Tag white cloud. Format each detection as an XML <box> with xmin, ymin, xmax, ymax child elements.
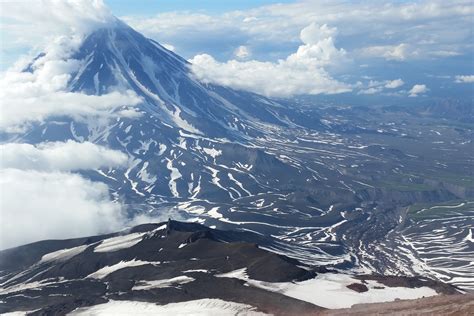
<box><xmin>0</xmin><ymin>141</ymin><xmax>127</xmax><ymax>171</ymax></box>
<box><xmin>234</xmin><ymin>45</ymin><xmax>251</xmax><ymax>59</ymax></box>
<box><xmin>408</xmin><ymin>84</ymin><xmax>428</xmax><ymax>97</ymax></box>
<box><xmin>1</xmin><ymin>0</ymin><xmax>472</xmax><ymax>98</ymax></box>
<box><xmin>455</xmin><ymin>75</ymin><xmax>474</xmax><ymax>83</ymax></box>
<box><xmin>162</xmin><ymin>43</ymin><xmax>176</xmax><ymax>52</ymax></box>
<box><xmin>0</xmin><ymin>34</ymin><xmax>142</xmax><ymax>133</ymax></box>
<box><xmin>120</xmin><ymin>0</ymin><xmax>473</xmax><ymax>67</ymax></box>
<box><xmin>0</xmin><ymin>139</ymin><xmax>181</xmax><ymax>249</ymax></box>
<box><xmin>0</xmin><ymin>88</ymin><xmax>142</xmax><ymax>133</ymax></box>
<box><xmin>0</xmin><ymin>0</ymin><xmax>113</xmax><ymax>53</ymax></box>
<box><xmin>0</xmin><ymin>139</ymin><xmax>178</xmax><ymax>249</ymax></box>
<box><xmin>0</xmin><ymin>168</ymin><xmax>127</xmax><ymax>249</ymax></box>
<box><xmin>299</xmin><ymin>23</ymin><xmax>337</xmax><ymax>45</ymax></box>
<box><xmin>0</xmin><ymin>140</ymin><xmax>132</xmax><ymax>249</ymax></box>
<box><xmin>358</xmin><ymin>87</ymin><xmax>382</xmax><ymax>95</ymax></box>
<box><xmin>360</xmin><ymin>43</ymin><xmax>413</xmax><ymax>61</ymax></box>
<box><xmin>357</xmin><ymin>78</ymin><xmax>404</xmax><ymax>95</ymax></box>
<box><xmin>431</xmin><ymin>50</ymin><xmax>461</xmax><ymax>57</ymax></box>
<box><xmin>190</xmin><ymin>23</ymin><xmax>350</xmax><ymax>97</ymax></box>
<box><xmin>385</xmin><ymin>79</ymin><xmax>404</xmax><ymax>89</ymax></box>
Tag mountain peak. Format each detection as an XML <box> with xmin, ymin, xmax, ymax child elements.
<box><xmin>62</xmin><ymin>18</ymin><xmax>306</xmax><ymax>139</ymax></box>
<box><xmin>69</xmin><ymin>19</ymin><xmax>187</xmax><ymax>96</ymax></box>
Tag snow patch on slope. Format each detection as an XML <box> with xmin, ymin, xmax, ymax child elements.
<box><xmin>132</xmin><ymin>276</ymin><xmax>195</xmax><ymax>290</ymax></box>
<box><xmin>40</xmin><ymin>245</ymin><xmax>88</xmax><ymax>263</ymax></box>
<box><xmin>94</xmin><ymin>232</ymin><xmax>146</xmax><ymax>253</ymax></box>
<box><xmin>249</xmin><ymin>273</ymin><xmax>438</xmax><ymax>309</ymax></box>
<box><xmin>216</xmin><ymin>271</ymin><xmax>438</xmax><ymax>309</ymax></box>
<box><xmin>87</xmin><ymin>259</ymin><xmax>157</xmax><ymax>279</ymax></box>
<box><xmin>69</xmin><ymin>299</ymin><xmax>267</xmax><ymax>315</ymax></box>
<box><xmin>166</xmin><ymin>158</ymin><xmax>182</xmax><ymax>197</ymax></box>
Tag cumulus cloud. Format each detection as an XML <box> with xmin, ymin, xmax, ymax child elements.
<box><xmin>357</xmin><ymin>87</ymin><xmax>383</xmax><ymax>95</ymax></box>
<box><xmin>0</xmin><ymin>88</ymin><xmax>142</xmax><ymax>133</ymax></box>
<box><xmin>385</xmin><ymin>79</ymin><xmax>404</xmax><ymax>89</ymax></box>
<box><xmin>120</xmin><ymin>0</ymin><xmax>473</xmax><ymax>67</ymax></box>
<box><xmin>359</xmin><ymin>43</ymin><xmax>414</xmax><ymax>61</ymax></box>
<box><xmin>357</xmin><ymin>78</ymin><xmax>405</xmax><ymax>95</ymax></box>
<box><xmin>455</xmin><ymin>75</ymin><xmax>474</xmax><ymax>83</ymax></box>
<box><xmin>408</xmin><ymin>84</ymin><xmax>428</xmax><ymax>97</ymax></box>
<box><xmin>0</xmin><ymin>140</ymin><xmax>132</xmax><ymax>249</ymax></box>
<box><xmin>0</xmin><ymin>169</ymin><xmax>127</xmax><ymax>249</ymax></box>
<box><xmin>0</xmin><ymin>0</ymin><xmax>113</xmax><ymax>52</ymax></box>
<box><xmin>0</xmin><ymin>139</ymin><xmax>181</xmax><ymax>249</ymax></box>
<box><xmin>2</xmin><ymin>0</ymin><xmax>472</xmax><ymax>96</ymax></box>
<box><xmin>0</xmin><ymin>139</ymin><xmax>182</xmax><ymax>249</ymax></box>
<box><xmin>190</xmin><ymin>23</ymin><xmax>350</xmax><ymax>97</ymax></box>
<box><xmin>0</xmin><ymin>141</ymin><xmax>128</xmax><ymax>171</ymax></box>
<box><xmin>234</xmin><ymin>45</ymin><xmax>251</xmax><ymax>59</ymax></box>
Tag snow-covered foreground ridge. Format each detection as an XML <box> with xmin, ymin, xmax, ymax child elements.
<box><xmin>0</xmin><ymin>220</ymin><xmax>461</xmax><ymax>315</ymax></box>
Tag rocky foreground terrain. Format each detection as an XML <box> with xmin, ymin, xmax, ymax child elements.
<box><xmin>1</xmin><ymin>220</ymin><xmax>469</xmax><ymax>315</ymax></box>
<box><xmin>324</xmin><ymin>293</ymin><xmax>474</xmax><ymax>316</ymax></box>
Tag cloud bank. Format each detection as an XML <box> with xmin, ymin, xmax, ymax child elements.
<box><xmin>0</xmin><ymin>30</ymin><xmax>142</xmax><ymax>133</ymax></box>
<box><xmin>0</xmin><ymin>139</ymin><xmax>182</xmax><ymax>249</ymax></box>
<box><xmin>0</xmin><ymin>141</ymin><xmax>128</xmax><ymax>171</ymax></box>
<box><xmin>2</xmin><ymin>0</ymin><xmax>472</xmax><ymax>97</ymax></box>
<box><xmin>122</xmin><ymin>0</ymin><xmax>473</xmax><ymax>65</ymax></box>
<box><xmin>116</xmin><ymin>0</ymin><xmax>472</xmax><ymax>97</ymax></box>
<box><xmin>190</xmin><ymin>23</ymin><xmax>350</xmax><ymax>97</ymax></box>
<box><xmin>0</xmin><ymin>0</ymin><xmax>113</xmax><ymax>53</ymax></box>
<box><xmin>0</xmin><ymin>140</ymin><xmax>132</xmax><ymax>249</ymax></box>
<box><xmin>0</xmin><ymin>87</ymin><xmax>142</xmax><ymax>133</ymax></box>
<box><xmin>0</xmin><ymin>169</ymin><xmax>126</xmax><ymax>249</ymax></box>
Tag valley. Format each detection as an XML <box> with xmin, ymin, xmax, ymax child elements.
<box><xmin>1</xmin><ymin>16</ymin><xmax>472</xmax><ymax>305</ymax></box>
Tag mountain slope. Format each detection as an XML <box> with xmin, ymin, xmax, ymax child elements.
<box><xmin>5</xmin><ymin>17</ymin><xmax>474</xmax><ymax>292</ymax></box>
<box><xmin>0</xmin><ymin>221</ymin><xmax>461</xmax><ymax>315</ymax></box>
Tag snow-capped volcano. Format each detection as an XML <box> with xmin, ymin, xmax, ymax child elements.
<box><xmin>16</xmin><ymin>19</ymin><xmax>326</xmax><ymax>211</ymax></box>
<box><xmin>67</xmin><ymin>19</ymin><xmax>309</xmax><ymax>138</ymax></box>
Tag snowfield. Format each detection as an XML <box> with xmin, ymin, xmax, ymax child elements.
<box><xmin>68</xmin><ymin>299</ymin><xmax>267</xmax><ymax>315</ymax></box>
<box><xmin>87</xmin><ymin>259</ymin><xmax>157</xmax><ymax>279</ymax></box>
<box><xmin>218</xmin><ymin>269</ymin><xmax>438</xmax><ymax>309</ymax></box>
<box><xmin>93</xmin><ymin>232</ymin><xmax>147</xmax><ymax>252</ymax></box>
<box><xmin>256</xmin><ymin>273</ymin><xmax>438</xmax><ymax>309</ymax></box>
<box><xmin>132</xmin><ymin>276</ymin><xmax>195</xmax><ymax>290</ymax></box>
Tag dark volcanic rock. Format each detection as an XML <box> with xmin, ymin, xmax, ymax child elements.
<box><xmin>355</xmin><ymin>275</ymin><xmax>462</xmax><ymax>295</ymax></box>
<box><xmin>0</xmin><ymin>220</ymin><xmax>324</xmax><ymax>315</ymax></box>
<box><xmin>346</xmin><ymin>283</ymin><xmax>369</xmax><ymax>293</ymax></box>
<box><xmin>323</xmin><ymin>293</ymin><xmax>474</xmax><ymax>316</ymax></box>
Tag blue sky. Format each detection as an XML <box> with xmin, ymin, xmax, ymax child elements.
<box><xmin>0</xmin><ymin>0</ymin><xmax>472</xmax><ymax>99</ymax></box>
<box><xmin>106</xmin><ymin>0</ymin><xmax>295</xmax><ymax>15</ymax></box>
<box><xmin>0</xmin><ymin>0</ymin><xmax>293</xmax><ymax>70</ymax></box>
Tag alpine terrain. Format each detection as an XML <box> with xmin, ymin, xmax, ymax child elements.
<box><xmin>1</xmin><ymin>14</ymin><xmax>473</xmax><ymax>315</ymax></box>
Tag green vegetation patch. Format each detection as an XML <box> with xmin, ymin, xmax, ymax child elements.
<box><xmin>407</xmin><ymin>200</ymin><xmax>474</xmax><ymax>221</ymax></box>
